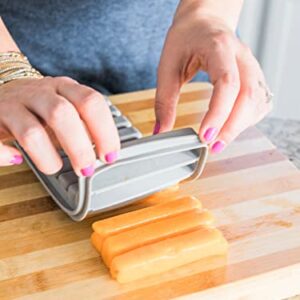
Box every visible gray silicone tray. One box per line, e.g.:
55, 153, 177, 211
15, 98, 208, 221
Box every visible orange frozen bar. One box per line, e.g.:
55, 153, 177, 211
110, 227, 228, 283
92, 196, 202, 250
140, 185, 181, 206
101, 209, 214, 266
91, 232, 103, 254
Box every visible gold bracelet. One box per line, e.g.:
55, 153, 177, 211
0, 51, 28, 60
0, 51, 43, 85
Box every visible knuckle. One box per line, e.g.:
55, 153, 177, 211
42, 76, 54, 81
241, 85, 256, 100
20, 126, 44, 149
37, 78, 56, 92
56, 76, 77, 84
211, 37, 223, 52
220, 72, 240, 90
41, 76, 55, 86
166, 25, 180, 41
38, 83, 54, 94
79, 91, 104, 112
47, 99, 75, 126
211, 32, 233, 50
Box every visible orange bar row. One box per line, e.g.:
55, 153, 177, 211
91, 186, 228, 283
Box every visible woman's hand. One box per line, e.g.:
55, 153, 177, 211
0, 76, 120, 175
154, 2, 273, 153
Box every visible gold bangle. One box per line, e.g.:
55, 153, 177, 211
0, 65, 32, 76
0, 51, 28, 60
0, 51, 43, 85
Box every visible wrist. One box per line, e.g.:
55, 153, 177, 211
176, 0, 243, 31
0, 51, 43, 85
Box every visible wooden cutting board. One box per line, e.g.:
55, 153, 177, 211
1, 83, 300, 300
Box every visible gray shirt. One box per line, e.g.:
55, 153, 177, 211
0, 0, 208, 94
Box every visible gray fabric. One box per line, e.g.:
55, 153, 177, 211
0, 0, 209, 94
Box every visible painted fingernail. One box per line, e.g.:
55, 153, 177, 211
153, 121, 160, 135
10, 155, 23, 165
204, 127, 218, 142
80, 165, 95, 177
105, 151, 118, 164
211, 140, 225, 154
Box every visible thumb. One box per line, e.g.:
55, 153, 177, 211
154, 45, 182, 134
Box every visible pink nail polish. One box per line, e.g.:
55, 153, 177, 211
80, 165, 95, 177
204, 127, 218, 142
10, 155, 23, 165
153, 121, 160, 135
211, 140, 225, 154
105, 151, 118, 164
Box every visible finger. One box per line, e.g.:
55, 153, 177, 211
2, 106, 62, 173
55, 77, 120, 163
210, 49, 272, 153
154, 34, 182, 134
24, 91, 96, 176
199, 47, 240, 144
0, 141, 23, 166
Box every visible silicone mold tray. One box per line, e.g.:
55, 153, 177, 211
16, 98, 208, 221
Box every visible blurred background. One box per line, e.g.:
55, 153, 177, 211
238, 0, 300, 168
239, 0, 300, 121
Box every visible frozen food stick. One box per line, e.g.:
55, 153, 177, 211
92, 195, 202, 249
110, 227, 228, 283
140, 184, 182, 206
101, 209, 214, 266
91, 231, 103, 254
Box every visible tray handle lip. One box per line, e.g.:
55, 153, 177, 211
183, 142, 208, 182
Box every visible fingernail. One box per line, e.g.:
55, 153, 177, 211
80, 165, 95, 177
204, 127, 218, 142
153, 121, 160, 135
105, 151, 118, 164
10, 155, 23, 165
211, 140, 225, 154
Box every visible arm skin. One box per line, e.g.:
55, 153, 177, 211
0, 18, 20, 51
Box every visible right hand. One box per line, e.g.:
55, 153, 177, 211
154, 7, 272, 153
0, 76, 120, 176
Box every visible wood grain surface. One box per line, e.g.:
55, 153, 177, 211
1, 83, 300, 300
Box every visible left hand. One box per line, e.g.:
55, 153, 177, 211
154, 5, 273, 153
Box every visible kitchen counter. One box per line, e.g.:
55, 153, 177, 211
258, 117, 300, 300
257, 117, 300, 169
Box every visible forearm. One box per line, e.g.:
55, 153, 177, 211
175, 0, 244, 31
0, 18, 20, 52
